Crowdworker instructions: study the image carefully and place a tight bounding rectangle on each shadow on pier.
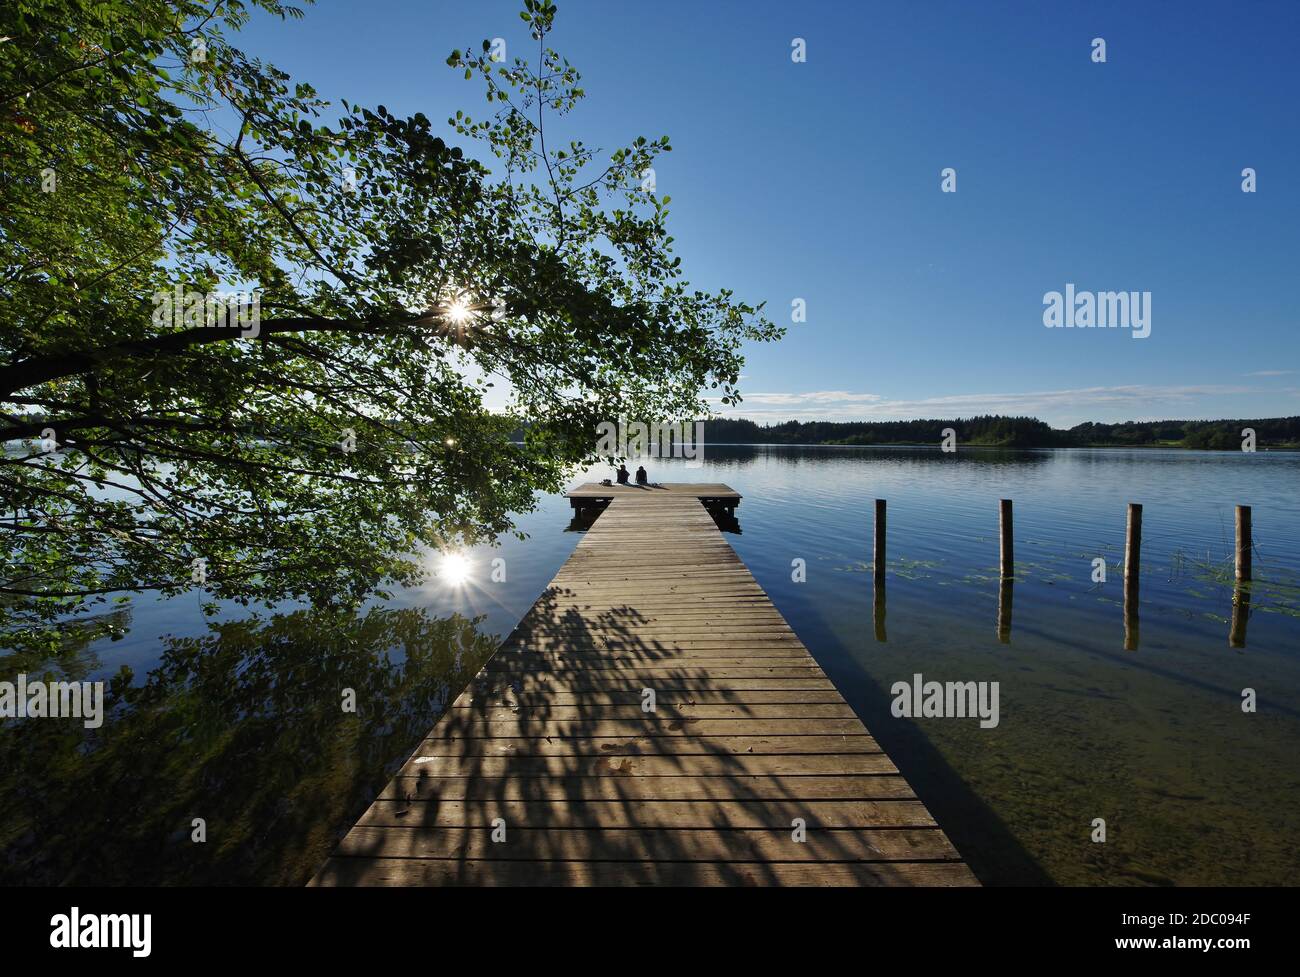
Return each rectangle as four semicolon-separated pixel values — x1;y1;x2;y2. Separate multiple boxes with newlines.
312;492;973;886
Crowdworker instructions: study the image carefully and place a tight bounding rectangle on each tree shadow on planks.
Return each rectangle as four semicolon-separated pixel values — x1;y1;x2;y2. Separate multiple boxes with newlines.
568;503;741;535
312;501;976;886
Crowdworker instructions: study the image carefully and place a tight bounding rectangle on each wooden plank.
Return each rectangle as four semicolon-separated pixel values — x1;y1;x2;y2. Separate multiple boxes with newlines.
396;753;896;777
377;774;918;802
565;482;741;502
350;798;939;829
447;704;861;720
409;734;885;757
328;826;960;862
422;719;872;738
482;660;827;672
493;647;817;659
309;859;976;887
310;487;976;887
452;685;847;701
500;638;809;651
478;677;841;689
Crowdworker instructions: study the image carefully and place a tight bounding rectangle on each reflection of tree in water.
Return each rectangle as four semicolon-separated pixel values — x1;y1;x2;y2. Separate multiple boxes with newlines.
0;605;132;679
0;606;497;885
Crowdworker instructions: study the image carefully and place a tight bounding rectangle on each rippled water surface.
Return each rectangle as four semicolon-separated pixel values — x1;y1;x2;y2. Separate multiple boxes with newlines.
4;445;1298;884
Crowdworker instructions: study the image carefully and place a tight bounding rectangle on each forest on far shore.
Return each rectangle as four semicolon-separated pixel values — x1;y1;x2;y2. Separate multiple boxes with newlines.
700;415;1300;449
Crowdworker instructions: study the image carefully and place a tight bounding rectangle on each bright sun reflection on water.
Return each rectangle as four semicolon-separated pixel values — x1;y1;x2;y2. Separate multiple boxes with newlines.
439;552;471;586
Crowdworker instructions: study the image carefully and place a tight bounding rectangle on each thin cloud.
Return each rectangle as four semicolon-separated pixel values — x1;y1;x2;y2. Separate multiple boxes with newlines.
733;390;883;406
711;383;1274;426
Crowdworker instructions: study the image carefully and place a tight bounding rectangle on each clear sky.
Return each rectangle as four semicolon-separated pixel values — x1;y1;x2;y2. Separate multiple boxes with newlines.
236;0;1299;427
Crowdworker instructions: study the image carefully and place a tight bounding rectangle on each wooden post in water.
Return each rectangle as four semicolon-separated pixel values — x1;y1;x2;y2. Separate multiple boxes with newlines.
1124;504;1142;583
1231;504;1252;648
998;499;1014;579
1235;505;1252;582
873;499;887;582
873;499;887;641
996;499;1014;642
1123;503;1142;651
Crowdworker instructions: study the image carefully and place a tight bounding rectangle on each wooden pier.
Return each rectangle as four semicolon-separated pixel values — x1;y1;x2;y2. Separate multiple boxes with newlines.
566;480;742;517
310;484;976;886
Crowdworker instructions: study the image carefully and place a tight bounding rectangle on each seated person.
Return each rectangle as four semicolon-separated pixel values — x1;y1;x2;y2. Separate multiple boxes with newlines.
635;465;648;485
615;464;630;484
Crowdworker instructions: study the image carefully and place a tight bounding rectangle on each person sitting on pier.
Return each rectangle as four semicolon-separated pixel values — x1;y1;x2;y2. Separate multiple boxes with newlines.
635;465;648;485
615;464;630;484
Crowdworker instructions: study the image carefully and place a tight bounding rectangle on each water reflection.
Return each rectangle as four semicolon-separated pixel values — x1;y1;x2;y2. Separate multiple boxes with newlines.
1229;586;1251;649
565;504;605;532
1123;577;1141;651
7;444;1298;886
860;549;1260;653
701;442;1057;470
0;606;497;885
996;577;1014;644
707;507;741;534
1;606;133;677
873;581;887;642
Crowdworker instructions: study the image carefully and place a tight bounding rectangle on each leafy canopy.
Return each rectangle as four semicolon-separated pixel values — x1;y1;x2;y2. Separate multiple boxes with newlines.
0;0;779;651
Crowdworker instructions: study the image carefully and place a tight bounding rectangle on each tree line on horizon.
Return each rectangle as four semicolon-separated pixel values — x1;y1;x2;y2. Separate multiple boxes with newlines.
700;415;1300;449
22;410;1292;452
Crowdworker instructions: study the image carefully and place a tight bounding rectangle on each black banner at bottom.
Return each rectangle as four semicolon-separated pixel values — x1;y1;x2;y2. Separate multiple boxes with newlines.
4;885;1286;964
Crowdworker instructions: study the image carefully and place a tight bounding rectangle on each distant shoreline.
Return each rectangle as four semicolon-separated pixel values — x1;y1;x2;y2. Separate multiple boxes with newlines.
700;441;1300;451
701;415;1300;452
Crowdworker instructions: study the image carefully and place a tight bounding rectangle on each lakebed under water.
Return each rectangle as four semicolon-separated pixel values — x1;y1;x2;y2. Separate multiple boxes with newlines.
3;445;1298;885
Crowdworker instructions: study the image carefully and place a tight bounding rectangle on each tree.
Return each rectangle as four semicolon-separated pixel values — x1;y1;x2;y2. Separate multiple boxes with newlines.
0;0;779;651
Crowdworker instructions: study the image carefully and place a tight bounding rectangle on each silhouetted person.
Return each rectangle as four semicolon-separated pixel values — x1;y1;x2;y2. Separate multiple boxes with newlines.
616;464;629;484
635;465;648;485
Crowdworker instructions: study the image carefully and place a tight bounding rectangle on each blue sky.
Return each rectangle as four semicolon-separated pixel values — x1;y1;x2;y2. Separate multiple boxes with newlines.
237;0;1299;427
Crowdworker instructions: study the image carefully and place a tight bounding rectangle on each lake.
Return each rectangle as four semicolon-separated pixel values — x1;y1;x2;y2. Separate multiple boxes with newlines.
3;444;1298;885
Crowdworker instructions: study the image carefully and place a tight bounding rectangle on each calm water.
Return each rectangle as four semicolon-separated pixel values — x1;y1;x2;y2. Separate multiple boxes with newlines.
3;445;1298;885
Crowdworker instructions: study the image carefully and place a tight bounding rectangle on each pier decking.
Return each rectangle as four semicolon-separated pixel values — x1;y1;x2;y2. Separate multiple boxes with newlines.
565;481;741;516
310;485;976;886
